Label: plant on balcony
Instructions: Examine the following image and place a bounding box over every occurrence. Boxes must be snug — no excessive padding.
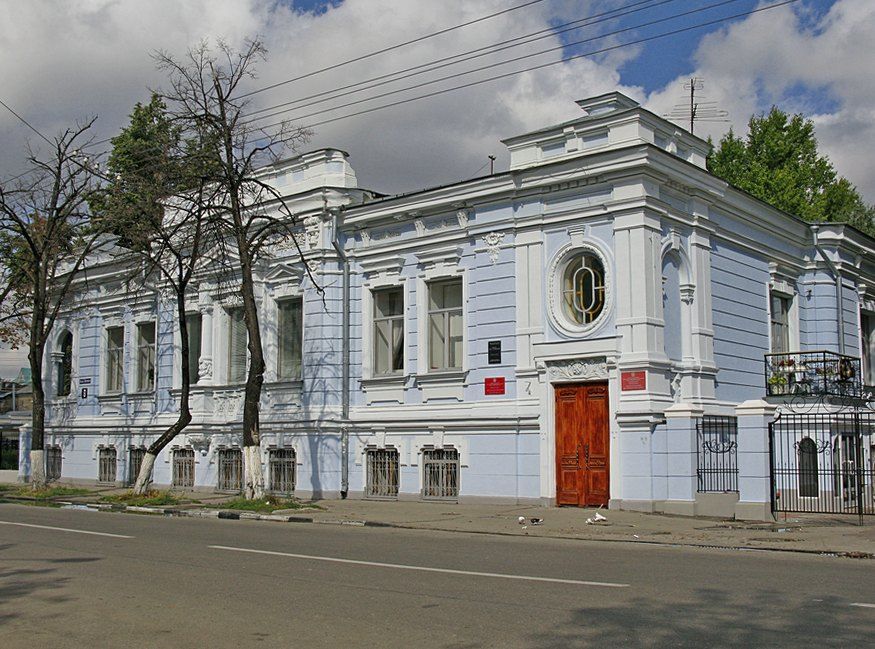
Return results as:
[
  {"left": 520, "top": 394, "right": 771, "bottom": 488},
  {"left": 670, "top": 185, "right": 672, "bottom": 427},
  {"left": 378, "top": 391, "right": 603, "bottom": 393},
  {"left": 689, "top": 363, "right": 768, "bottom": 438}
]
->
[{"left": 768, "top": 372, "right": 788, "bottom": 394}]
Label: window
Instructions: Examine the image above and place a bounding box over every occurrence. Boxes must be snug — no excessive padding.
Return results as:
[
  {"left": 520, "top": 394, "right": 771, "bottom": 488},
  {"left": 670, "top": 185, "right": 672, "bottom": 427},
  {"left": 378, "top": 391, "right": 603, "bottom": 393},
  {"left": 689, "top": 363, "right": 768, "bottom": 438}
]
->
[
  {"left": 57, "top": 332, "right": 73, "bottom": 397},
  {"left": 186, "top": 313, "right": 202, "bottom": 384},
  {"left": 269, "top": 448, "right": 296, "bottom": 494},
  {"left": 770, "top": 293, "right": 791, "bottom": 354},
  {"left": 428, "top": 279, "right": 463, "bottom": 371},
  {"left": 217, "top": 448, "right": 243, "bottom": 492},
  {"left": 862, "top": 312, "right": 874, "bottom": 386},
  {"left": 172, "top": 448, "right": 195, "bottom": 488},
  {"left": 365, "top": 448, "right": 399, "bottom": 499},
  {"left": 46, "top": 446, "right": 62, "bottom": 482},
  {"left": 128, "top": 447, "right": 146, "bottom": 486},
  {"left": 421, "top": 447, "right": 460, "bottom": 500},
  {"left": 228, "top": 308, "right": 247, "bottom": 383},
  {"left": 106, "top": 326, "right": 125, "bottom": 393},
  {"left": 562, "top": 253, "right": 605, "bottom": 325},
  {"left": 798, "top": 437, "right": 818, "bottom": 498},
  {"left": 373, "top": 287, "right": 404, "bottom": 375},
  {"left": 98, "top": 447, "right": 117, "bottom": 484},
  {"left": 277, "top": 299, "right": 303, "bottom": 380},
  {"left": 136, "top": 322, "right": 156, "bottom": 392}
]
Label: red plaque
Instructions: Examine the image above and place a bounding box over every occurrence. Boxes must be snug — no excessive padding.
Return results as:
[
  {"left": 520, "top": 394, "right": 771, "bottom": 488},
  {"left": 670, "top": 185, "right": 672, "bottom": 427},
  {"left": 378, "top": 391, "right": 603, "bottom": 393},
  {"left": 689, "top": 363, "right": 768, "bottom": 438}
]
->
[
  {"left": 621, "top": 371, "right": 647, "bottom": 391},
  {"left": 484, "top": 377, "right": 506, "bottom": 395}
]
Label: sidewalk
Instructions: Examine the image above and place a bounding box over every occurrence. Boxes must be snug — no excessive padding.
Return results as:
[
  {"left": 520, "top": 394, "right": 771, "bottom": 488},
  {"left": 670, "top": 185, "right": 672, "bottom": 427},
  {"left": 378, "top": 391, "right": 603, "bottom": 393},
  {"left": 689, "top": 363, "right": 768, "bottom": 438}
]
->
[{"left": 2, "top": 483, "right": 873, "bottom": 558}]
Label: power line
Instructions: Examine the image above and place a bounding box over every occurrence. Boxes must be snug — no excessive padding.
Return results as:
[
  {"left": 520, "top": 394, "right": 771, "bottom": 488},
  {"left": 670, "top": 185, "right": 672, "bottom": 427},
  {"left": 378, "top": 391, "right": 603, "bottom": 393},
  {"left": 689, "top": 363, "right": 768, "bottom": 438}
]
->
[
  {"left": 0, "top": 97, "right": 52, "bottom": 146},
  {"left": 238, "top": 0, "right": 548, "bottom": 99},
  {"left": 249, "top": 0, "right": 746, "bottom": 129}
]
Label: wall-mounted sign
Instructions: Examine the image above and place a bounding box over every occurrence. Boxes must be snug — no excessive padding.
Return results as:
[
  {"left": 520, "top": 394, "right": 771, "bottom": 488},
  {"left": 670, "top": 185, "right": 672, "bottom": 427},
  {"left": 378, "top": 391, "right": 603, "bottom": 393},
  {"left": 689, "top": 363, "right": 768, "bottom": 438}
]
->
[
  {"left": 79, "top": 377, "right": 92, "bottom": 385},
  {"left": 487, "top": 340, "right": 502, "bottom": 365},
  {"left": 621, "top": 371, "right": 647, "bottom": 391},
  {"left": 484, "top": 377, "right": 506, "bottom": 395}
]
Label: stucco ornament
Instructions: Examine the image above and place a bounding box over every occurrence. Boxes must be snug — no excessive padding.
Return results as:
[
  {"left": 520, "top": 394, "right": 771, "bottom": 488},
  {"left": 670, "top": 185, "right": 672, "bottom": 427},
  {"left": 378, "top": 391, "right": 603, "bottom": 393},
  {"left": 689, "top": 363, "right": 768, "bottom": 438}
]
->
[
  {"left": 483, "top": 231, "right": 505, "bottom": 265},
  {"left": 198, "top": 357, "right": 213, "bottom": 381},
  {"left": 547, "top": 357, "right": 609, "bottom": 381}
]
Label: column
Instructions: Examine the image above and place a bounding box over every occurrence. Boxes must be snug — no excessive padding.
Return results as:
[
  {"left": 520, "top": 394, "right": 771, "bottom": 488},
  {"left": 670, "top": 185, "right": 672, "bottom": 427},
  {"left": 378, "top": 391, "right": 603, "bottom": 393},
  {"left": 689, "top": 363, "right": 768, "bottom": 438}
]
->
[{"left": 198, "top": 302, "right": 214, "bottom": 385}]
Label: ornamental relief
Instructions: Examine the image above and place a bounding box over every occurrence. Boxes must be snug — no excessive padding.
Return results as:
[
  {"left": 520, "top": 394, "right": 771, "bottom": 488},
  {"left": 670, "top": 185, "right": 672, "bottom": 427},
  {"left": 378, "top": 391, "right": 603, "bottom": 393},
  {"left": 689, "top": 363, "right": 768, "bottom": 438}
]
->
[{"left": 546, "top": 357, "right": 609, "bottom": 381}]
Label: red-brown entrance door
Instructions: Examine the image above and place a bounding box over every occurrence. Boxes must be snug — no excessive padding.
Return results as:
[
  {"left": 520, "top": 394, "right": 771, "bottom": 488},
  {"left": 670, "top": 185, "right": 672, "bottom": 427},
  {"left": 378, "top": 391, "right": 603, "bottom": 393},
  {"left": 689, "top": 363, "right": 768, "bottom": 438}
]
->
[{"left": 555, "top": 382, "right": 609, "bottom": 507}]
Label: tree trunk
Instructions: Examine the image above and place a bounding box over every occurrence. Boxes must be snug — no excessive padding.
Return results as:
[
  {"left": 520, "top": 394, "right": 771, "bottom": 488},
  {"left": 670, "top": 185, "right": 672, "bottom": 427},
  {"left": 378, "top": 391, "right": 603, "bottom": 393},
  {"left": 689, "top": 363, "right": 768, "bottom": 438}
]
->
[
  {"left": 132, "top": 451, "right": 157, "bottom": 495},
  {"left": 28, "top": 338, "right": 46, "bottom": 489}
]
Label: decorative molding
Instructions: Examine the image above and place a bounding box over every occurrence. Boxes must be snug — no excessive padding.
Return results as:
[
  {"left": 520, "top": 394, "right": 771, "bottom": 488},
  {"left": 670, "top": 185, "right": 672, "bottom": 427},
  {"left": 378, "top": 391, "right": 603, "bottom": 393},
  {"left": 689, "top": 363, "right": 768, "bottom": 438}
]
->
[
  {"left": 456, "top": 208, "right": 470, "bottom": 230},
  {"left": 680, "top": 284, "right": 695, "bottom": 305},
  {"left": 483, "top": 231, "right": 505, "bottom": 265},
  {"left": 414, "top": 218, "right": 426, "bottom": 237},
  {"left": 546, "top": 357, "right": 608, "bottom": 381},
  {"left": 415, "top": 246, "right": 462, "bottom": 270},
  {"left": 359, "top": 255, "right": 405, "bottom": 279},
  {"left": 274, "top": 231, "right": 307, "bottom": 252},
  {"left": 546, "top": 239, "right": 613, "bottom": 338},
  {"left": 198, "top": 357, "right": 213, "bottom": 381}
]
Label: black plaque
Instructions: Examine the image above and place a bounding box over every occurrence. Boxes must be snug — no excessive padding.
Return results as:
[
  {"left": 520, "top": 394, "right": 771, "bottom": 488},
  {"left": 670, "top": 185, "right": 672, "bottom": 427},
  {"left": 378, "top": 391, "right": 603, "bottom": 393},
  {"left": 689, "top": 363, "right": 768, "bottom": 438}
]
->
[{"left": 487, "top": 340, "right": 502, "bottom": 365}]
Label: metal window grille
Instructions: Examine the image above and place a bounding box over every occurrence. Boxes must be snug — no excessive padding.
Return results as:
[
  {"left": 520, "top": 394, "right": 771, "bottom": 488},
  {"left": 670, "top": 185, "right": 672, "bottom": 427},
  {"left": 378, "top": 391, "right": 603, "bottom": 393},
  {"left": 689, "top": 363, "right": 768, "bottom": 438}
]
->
[
  {"left": 128, "top": 447, "right": 146, "bottom": 486},
  {"left": 421, "top": 447, "right": 460, "bottom": 500},
  {"left": 98, "top": 447, "right": 117, "bottom": 484},
  {"left": 269, "top": 448, "right": 296, "bottom": 494},
  {"left": 365, "top": 448, "right": 399, "bottom": 499},
  {"left": 46, "top": 446, "right": 62, "bottom": 482},
  {"left": 217, "top": 448, "right": 243, "bottom": 492},
  {"left": 172, "top": 448, "right": 195, "bottom": 488},
  {"left": 0, "top": 429, "right": 20, "bottom": 470},
  {"left": 696, "top": 416, "right": 738, "bottom": 493}
]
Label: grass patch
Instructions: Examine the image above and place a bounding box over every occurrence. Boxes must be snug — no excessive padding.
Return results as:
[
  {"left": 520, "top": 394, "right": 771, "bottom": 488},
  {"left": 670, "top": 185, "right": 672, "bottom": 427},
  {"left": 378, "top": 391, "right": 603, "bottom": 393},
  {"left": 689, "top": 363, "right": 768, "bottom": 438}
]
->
[
  {"left": 101, "top": 491, "right": 182, "bottom": 507},
  {"left": 222, "top": 495, "right": 320, "bottom": 513},
  {"left": 10, "top": 486, "right": 92, "bottom": 500}
]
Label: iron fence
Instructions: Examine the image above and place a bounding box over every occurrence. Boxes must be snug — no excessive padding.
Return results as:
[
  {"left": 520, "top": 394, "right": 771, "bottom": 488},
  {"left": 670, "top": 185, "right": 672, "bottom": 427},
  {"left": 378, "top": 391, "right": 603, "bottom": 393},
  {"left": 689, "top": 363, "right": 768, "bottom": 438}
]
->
[
  {"left": 0, "top": 429, "right": 18, "bottom": 470},
  {"left": 421, "top": 448, "right": 460, "bottom": 500},
  {"left": 217, "top": 448, "right": 243, "bottom": 492},
  {"left": 770, "top": 411, "right": 875, "bottom": 520},
  {"left": 128, "top": 447, "right": 146, "bottom": 486},
  {"left": 696, "top": 416, "right": 739, "bottom": 493},
  {"left": 365, "top": 448, "right": 399, "bottom": 499},
  {"left": 98, "top": 447, "right": 117, "bottom": 484},
  {"left": 172, "top": 448, "right": 195, "bottom": 488},
  {"left": 46, "top": 446, "right": 62, "bottom": 482},
  {"left": 765, "top": 351, "right": 863, "bottom": 399},
  {"left": 269, "top": 448, "right": 296, "bottom": 494}
]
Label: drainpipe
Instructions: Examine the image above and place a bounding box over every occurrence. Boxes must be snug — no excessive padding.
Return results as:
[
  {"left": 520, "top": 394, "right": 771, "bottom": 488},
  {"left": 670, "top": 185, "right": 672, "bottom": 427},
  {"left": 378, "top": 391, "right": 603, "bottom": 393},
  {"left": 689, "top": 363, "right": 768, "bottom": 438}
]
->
[
  {"left": 812, "top": 225, "right": 846, "bottom": 355},
  {"left": 331, "top": 208, "right": 350, "bottom": 498}
]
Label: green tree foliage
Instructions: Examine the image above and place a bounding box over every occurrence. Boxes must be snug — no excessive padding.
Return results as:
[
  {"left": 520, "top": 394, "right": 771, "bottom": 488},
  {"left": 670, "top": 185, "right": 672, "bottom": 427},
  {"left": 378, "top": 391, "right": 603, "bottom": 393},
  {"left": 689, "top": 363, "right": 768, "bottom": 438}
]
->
[{"left": 707, "top": 107, "right": 874, "bottom": 236}]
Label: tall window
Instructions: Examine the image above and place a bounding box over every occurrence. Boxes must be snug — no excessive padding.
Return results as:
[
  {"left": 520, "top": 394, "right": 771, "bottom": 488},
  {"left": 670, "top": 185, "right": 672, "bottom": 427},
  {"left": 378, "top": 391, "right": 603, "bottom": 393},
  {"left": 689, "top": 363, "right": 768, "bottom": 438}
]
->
[
  {"left": 186, "top": 313, "right": 202, "bottom": 384},
  {"left": 136, "top": 322, "right": 156, "bottom": 391},
  {"left": 373, "top": 287, "right": 404, "bottom": 375},
  {"left": 106, "top": 326, "right": 125, "bottom": 393},
  {"left": 562, "top": 253, "right": 606, "bottom": 325},
  {"left": 277, "top": 298, "right": 303, "bottom": 380},
  {"left": 770, "top": 293, "right": 791, "bottom": 353},
  {"left": 428, "top": 279, "right": 463, "bottom": 371},
  {"left": 57, "top": 331, "right": 73, "bottom": 397},
  {"left": 228, "top": 308, "right": 247, "bottom": 383},
  {"left": 862, "top": 312, "right": 874, "bottom": 386}
]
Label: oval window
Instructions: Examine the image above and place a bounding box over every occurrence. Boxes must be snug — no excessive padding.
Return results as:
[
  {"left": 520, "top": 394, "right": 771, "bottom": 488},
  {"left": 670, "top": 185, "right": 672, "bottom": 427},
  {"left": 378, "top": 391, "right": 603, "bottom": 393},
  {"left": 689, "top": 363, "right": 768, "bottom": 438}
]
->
[{"left": 562, "top": 253, "right": 605, "bottom": 325}]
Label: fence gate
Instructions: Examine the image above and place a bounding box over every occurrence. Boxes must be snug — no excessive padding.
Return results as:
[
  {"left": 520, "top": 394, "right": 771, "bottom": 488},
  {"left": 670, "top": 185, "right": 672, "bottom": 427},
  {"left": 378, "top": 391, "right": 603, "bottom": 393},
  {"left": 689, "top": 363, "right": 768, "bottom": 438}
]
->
[{"left": 769, "top": 411, "right": 875, "bottom": 521}]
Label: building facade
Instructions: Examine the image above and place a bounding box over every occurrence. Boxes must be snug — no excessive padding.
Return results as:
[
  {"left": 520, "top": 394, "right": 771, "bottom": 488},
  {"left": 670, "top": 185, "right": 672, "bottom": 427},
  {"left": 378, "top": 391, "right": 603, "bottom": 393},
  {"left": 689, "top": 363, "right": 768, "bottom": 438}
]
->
[{"left": 20, "top": 92, "right": 875, "bottom": 519}]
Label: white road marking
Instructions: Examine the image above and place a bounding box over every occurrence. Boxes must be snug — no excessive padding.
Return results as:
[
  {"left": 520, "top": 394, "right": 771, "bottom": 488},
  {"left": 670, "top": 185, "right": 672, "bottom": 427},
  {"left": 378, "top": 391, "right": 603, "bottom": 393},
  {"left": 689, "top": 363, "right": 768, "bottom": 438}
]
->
[
  {"left": 0, "top": 520, "right": 133, "bottom": 539},
  {"left": 210, "top": 545, "right": 629, "bottom": 588},
  {"left": 850, "top": 603, "right": 875, "bottom": 609}
]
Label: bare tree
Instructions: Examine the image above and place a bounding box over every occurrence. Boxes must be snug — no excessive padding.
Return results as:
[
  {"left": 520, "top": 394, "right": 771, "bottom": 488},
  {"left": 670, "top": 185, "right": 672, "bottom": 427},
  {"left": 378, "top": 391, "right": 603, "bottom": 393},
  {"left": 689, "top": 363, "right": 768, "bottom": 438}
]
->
[
  {"left": 154, "top": 39, "right": 311, "bottom": 498},
  {"left": 0, "top": 121, "right": 102, "bottom": 488}
]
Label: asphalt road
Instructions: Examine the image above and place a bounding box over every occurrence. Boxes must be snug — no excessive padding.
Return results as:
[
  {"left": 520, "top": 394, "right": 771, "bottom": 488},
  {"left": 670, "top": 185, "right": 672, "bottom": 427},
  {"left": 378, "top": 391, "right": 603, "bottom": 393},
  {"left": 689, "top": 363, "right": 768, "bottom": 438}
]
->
[{"left": 1, "top": 504, "right": 873, "bottom": 648}]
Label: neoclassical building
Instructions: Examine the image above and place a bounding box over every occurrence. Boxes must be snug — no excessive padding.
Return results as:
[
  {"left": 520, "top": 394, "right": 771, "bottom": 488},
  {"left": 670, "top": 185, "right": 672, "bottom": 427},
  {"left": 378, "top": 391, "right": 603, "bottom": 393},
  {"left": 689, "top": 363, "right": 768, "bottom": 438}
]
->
[{"left": 23, "top": 92, "right": 875, "bottom": 520}]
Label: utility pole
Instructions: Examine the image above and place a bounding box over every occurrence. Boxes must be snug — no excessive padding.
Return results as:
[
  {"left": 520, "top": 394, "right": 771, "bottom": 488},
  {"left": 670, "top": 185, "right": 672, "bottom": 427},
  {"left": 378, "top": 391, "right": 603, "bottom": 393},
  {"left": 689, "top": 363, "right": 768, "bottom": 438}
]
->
[{"left": 662, "top": 78, "right": 728, "bottom": 136}]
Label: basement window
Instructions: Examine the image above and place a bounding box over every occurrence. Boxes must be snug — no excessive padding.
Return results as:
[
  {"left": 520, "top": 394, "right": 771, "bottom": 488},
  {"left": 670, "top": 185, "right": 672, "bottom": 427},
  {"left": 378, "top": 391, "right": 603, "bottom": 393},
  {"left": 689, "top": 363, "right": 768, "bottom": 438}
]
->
[
  {"left": 172, "top": 448, "right": 195, "bottom": 488},
  {"left": 46, "top": 446, "right": 62, "bottom": 482},
  {"left": 217, "top": 448, "right": 243, "bottom": 492},
  {"left": 128, "top": 447, "right": 146, "bottom": 486},
  {"left": 269, "top": 448, "right": 296, "bottom": 495},
  {"left": 365, "top": 448, "right": 399, "bottom": 499},
  {"left": 98, "top": 447, "right": 117, "bottom": 484},
  {"left": 421, "top": 447, "right": 460, "bottom": 501}
]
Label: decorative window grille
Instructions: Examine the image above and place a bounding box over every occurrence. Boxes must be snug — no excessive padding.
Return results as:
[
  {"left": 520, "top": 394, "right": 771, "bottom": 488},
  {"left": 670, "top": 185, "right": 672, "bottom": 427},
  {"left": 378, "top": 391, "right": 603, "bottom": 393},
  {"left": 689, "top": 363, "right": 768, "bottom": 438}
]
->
[
  {"left": 277, "top": 298, "right": 303, "bottom": 380},
  {"left": 373, "top": 287, "right": 404, "bottom": 375},
  {"left": 562, "top": 253, "right": 606, "bottom": 325},
  {"left": 172, "top": 448, "right": 195, "bottom": 488},
  {"left": 228, "top": 308, "right": 247, "bottom": 383},
  {"left": 136, "top": 322, "right": 156, "bottom": 391},
  {"left": 770, "top": 293, "right": 791, "bottom": 354},
  {"left": 269, "top": 448, "right": 296, "bottom": 494},
  {"left": 57, "top": 331, "right": 73, "bottom": 397},
  {"left": 128, "top": 447, "right": 146, "bottom": 486},
  {"left": 106, "top": 326, "right": 125, "bottom": 393},
  {"left": 421, "top": 447, "right": 460, "bottom": 500},
  {"left": 98, "top": 447, "right": 117, "bottom": 484},
  {"left": 696, "top": 416, "right": 738, "bottom": 493},
  {"left": 46, "top": 446, "right": 62, "bottom": 482},
  {"left": 217, "top": 448, "right": 243, "bottom": 492},
  {"left": 186, "top": 313, "right": 202, "bottom": 384},
  {"left": 427, "top": 280, "right": 463, "bottom": 371},
  {"left": 365, "top": 448, "right": 400, "bottom": 499}
]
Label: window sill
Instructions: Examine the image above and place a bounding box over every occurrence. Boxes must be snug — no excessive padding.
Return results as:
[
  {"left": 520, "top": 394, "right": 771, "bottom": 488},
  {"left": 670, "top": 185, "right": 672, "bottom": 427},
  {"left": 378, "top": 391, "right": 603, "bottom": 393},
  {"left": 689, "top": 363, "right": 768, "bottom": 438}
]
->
[
  {"left": 361, "top": 374, "right": 406, "bottom": 386},
  {"left": 415, "top": 370, "right": 467, "bottom": 384},
  {"left": 361, "top": 374, "right": 406, "bottom": 405},
  {"left": 415, "top": 370, "right": 467, "bottom": 403}
]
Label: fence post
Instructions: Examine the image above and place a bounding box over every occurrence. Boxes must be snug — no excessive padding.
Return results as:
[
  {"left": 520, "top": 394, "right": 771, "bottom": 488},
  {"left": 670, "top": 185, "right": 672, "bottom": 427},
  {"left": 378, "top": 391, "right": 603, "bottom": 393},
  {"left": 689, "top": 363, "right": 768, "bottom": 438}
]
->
[
  {"left": 663, "top": 403, "right": 703, "bottom": 516},
  {"left": 734, "top": 399, "right": 777, "bottom": 521}
]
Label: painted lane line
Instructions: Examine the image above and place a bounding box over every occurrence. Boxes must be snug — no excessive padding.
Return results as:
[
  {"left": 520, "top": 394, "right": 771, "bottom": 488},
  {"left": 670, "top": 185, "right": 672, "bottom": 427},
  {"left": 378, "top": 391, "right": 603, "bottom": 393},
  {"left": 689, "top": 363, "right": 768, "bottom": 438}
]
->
[
  {"left": 850, "top": 603, "right": 875, "bottom": 609},
  {"left": 0, "top": 521, "right": 133, "bottom": 539},
  {"left": 209, "top": 545, "right": 629, "bottom": 588}
]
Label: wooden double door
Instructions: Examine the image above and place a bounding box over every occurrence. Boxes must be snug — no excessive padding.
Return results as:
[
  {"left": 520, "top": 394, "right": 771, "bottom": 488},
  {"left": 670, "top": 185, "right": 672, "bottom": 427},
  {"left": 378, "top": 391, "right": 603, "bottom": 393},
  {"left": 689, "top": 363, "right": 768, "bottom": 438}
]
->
[{"left": 555, "top": 382, "right": 610, "bottom": 507}]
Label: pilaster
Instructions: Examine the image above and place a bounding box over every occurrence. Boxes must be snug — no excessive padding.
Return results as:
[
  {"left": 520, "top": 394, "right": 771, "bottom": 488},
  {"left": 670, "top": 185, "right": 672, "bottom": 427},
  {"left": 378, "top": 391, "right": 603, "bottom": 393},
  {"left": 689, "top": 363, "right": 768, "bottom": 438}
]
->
[{"left": 734, "top": 399, "right": 777, "bottom": 521}]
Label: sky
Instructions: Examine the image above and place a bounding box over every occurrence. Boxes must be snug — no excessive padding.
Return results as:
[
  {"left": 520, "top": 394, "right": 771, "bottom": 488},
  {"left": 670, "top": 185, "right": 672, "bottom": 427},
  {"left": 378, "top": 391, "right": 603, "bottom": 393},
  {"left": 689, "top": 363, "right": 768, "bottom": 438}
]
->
[{"left": 0, "top": 0, "right": 870, "bottom": 372}]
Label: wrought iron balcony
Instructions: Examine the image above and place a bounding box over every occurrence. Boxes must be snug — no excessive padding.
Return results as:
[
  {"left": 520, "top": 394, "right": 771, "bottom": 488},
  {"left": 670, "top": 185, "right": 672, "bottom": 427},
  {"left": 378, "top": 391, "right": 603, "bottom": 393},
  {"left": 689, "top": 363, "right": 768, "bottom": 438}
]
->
[{"left": 764, "top": 350, "right": 863, "bottom": 399}]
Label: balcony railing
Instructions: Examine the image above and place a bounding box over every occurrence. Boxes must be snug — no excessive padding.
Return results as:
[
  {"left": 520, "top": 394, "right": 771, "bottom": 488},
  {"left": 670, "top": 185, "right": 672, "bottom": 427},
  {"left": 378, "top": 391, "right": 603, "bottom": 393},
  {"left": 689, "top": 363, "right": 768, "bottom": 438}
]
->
[{"left": 765, "top": 350, "right": 863, "bottom": 399}]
